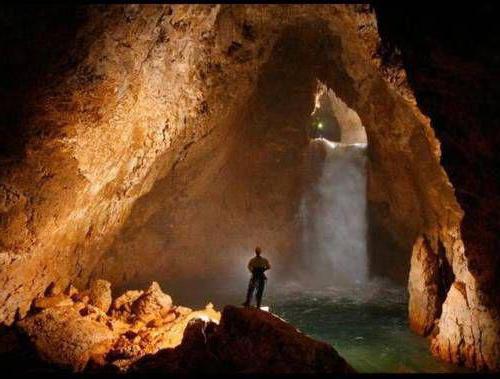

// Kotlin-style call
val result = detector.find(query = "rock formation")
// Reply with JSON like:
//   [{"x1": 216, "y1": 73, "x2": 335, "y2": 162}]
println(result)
[
  {"x1": 133, "y1": 305, "x2": 354, "y2": 374},
  {"x1": 11, "y1": 280, "x2": 351, "y2": 374},
  {"x1": 88, "y1": 279, "x2": 112, "y2": 313},
  {"x1": 0, "y1": 3, "x2": 498, "y2": 372},
  {"x1": 408, "y1": 236, "x2": 441, "y2": 336},
  {"x1": 16, "y1": 280, "x2": 221, "y2": 372},
  {"x1": 374, "y1": 3, "x2": 500, "y2": 371}
]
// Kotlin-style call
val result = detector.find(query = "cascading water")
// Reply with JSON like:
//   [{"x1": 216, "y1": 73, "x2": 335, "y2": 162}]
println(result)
[
  {"x1": 169, "y1": 81, "x2": 469, "y2": 373},
  {"x1": 297, "y1": 138, "x2": 368, "y2": 288},
  {"x1": 291, "y1": 80, "x2": 370, "y2": 288}
]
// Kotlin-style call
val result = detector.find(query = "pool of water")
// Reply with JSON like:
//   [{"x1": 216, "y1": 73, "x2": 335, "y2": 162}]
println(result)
[
  {"x1": 267, "y1": 281, "x2": 471, "y2": 373},
  {"x1": 172, "y1": 278, "x2": 471, "y2": 373}
]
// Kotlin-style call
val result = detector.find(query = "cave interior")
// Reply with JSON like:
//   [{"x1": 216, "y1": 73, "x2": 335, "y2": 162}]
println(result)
[{"x1": 0, "y1": 3, "x2": 499, "y2": 375}]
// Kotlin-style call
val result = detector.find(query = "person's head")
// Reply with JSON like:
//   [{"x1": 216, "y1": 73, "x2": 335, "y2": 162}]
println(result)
[{"x1": 255, "y1": 246, "x2": 261, "y2": 256}]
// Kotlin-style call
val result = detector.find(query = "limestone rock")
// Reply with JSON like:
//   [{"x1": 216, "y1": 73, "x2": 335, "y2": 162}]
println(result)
[
  {"x1": 33, "y1": 294, "x2": 74, "y2": 310},
  {"x1": 408, "y1": 235, "x2": 440, "y2": 336},
  {"x1": 112, "y1": 290, "x2": 143, "y2": 312},
  {"x1": 17, "y1": 305, "x2": 117, "y2": 372},
  {"x1": 131, "y1": 282, "x2": 172, "y2": 319},
  {"x1": 13, "y1": 284, "x2": 352, "y2": 374},
  {"x1": 172, "y1": 306, "x2": 192, "y2": 316},
  {"x1": 72, "y1": 291, "x2": 90, "y2": 304},
  {"x1": 134, "y1": 305, "x2": 354, "y2": 374},
  {"x1": 88, "y1": 279, "x2": 112, "y2": 313},
  {"x1": 430, "y1": 281, "x2": 500, "y2": 371},
  {"x1": 45, "y1": 282, "x2": 63, "y2": 297},
  {"x1": 65, "y1": 284, "x2": 79, "y2": 298}
]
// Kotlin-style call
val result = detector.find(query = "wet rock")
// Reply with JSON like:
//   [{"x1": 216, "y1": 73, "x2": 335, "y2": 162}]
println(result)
[
  {"x1": 88, "y1": 279, "x2": 112, "y2": 313},
  {"x1": 131, "y1": 282, "x2": 172, "y2": 319}
]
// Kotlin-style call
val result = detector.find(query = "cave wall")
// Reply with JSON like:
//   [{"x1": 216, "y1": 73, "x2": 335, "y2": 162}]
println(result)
[
  {"x1": 374, "y1": 2, "x2": 500, "y2": 370},
  {"x1": 0, "y1": 3, "x2": 496, "y2": 371},
  {"x1": 91, "y1": 6, "x2": 461, "y2": 293},
  {"x1": 0, "y1": 4, "x2": 265, "y2": 324},
  {"x1": 93, "y1": 27, "x2": 318, "y2": 291}
]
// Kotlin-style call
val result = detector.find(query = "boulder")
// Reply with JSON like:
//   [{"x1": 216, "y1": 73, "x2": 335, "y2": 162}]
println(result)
[
  {"x1": 17, "y1": 305, "x2": 117, "y2": 372},
  {"x1": 32, "y1": 294, "x2": 74, "y2": 310},
  {"x1": 131, "y1": 282, "x2": 172, "y2": 319},
  {"x1": 88, "y1": 279, "x2": 112, "y2": 313},
  {"x1": 111, "y1": 290, "x2": 144, "y2": 314},
  {"x1": 133, "y1": 305, "x2": 354, "y2": 374}
]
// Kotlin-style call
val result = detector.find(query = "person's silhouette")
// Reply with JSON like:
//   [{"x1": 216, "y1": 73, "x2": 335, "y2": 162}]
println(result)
[{"x1": 242, "y1": 246, "x2": 271, "y2": 308}]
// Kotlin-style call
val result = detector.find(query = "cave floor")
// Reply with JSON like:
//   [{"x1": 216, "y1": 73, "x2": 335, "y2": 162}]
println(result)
[{"x1": 167, "y1": 278, "x2": 472, "y2": 374}]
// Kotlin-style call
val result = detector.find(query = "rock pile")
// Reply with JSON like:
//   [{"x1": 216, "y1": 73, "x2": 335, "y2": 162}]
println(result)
[
  {"x1": 16, "y1": 280, "x2": 220, "y2": 372},
  {"x1": 13, "y1": 280, "x2": 353, "y2": 374}
]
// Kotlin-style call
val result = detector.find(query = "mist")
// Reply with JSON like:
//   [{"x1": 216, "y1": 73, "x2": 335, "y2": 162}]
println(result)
[{"x1": 295, "y1": 138, "x2": 368, "y2": 288}]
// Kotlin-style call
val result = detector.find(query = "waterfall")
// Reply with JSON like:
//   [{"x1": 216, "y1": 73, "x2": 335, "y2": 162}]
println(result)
[{"x1": 298, "y1": 138, "x2": 368, "y2": 288}]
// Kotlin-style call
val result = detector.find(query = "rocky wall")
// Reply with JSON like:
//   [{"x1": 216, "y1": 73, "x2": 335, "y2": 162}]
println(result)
[{"x1": 375, "y1": 3, "x2": 500, "y2": 370}]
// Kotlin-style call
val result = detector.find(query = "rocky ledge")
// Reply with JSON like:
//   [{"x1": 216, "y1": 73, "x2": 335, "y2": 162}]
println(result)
[
  {"x1": 133, "y1": 305, "x2": 354, "y2": 374},
  {"x1": 1, "y1": 280, "x2": 353, "y2": 374}
]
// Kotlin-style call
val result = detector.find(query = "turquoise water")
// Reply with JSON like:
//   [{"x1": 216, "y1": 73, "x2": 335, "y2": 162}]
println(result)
[
  {"x1": 173, "y1": 278, "x2": 471, "y2": 373},
  {"x1": 266, "y1": 281, "x2": 471, "y2": 373}
]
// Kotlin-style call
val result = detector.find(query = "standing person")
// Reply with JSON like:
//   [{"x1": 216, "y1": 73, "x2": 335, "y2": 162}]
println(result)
[{"x1": 242, "y1": 246, "x2": 271, "y2": 308}]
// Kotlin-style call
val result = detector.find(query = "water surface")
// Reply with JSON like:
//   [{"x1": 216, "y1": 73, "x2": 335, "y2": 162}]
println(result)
[{"x1": 179, "y1": 279, "x2": 471, "y2": 374}]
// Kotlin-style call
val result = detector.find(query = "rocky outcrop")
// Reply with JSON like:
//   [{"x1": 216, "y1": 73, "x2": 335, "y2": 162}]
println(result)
[
  {"x1": 408, "y1": 236, "x2": 440, "y2": 336},
  {"x1": 408, "y1": 233, "x2": 500, "y2": 371},
  {"x1": 375, "y1": 3, "x2": 500, "y2": 371},
  {"x1": 131, "y1": 282, "x2": 172, "y2": 320},
  {"x1": 13, "y1": 281, "x2": 351, "y2": 374},
  {"x1": 430, "y1": 280, "x2": 500, "y2": 371},
  {"x1": 88, "y1": 279, "x2": 112, "y2": 313},
  {"x1": 133, "y1": 305, "x2": 354, "y2": 374},
  {"x1": 17, "y1": 305, "x2": 116, "y2": 372}
]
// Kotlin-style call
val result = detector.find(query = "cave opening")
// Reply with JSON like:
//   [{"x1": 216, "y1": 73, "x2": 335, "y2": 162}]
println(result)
[{"x1": 293, "y1": 80, "x2": 369, "y2": 288}]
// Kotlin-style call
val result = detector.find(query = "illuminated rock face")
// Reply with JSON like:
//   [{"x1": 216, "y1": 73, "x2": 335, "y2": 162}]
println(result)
[
  {"x1": 0, "y1": 3, "x2": 498, "y2": 371},
  {"x1": 408, "y1": 236, "x2": 441, "y2": 336},
  {"x1": 16, "y1": 280, "x2": 221, "y2": 372},
  {"x1": 14, "y1": 280, "x2": 350, "y2": 374}
]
